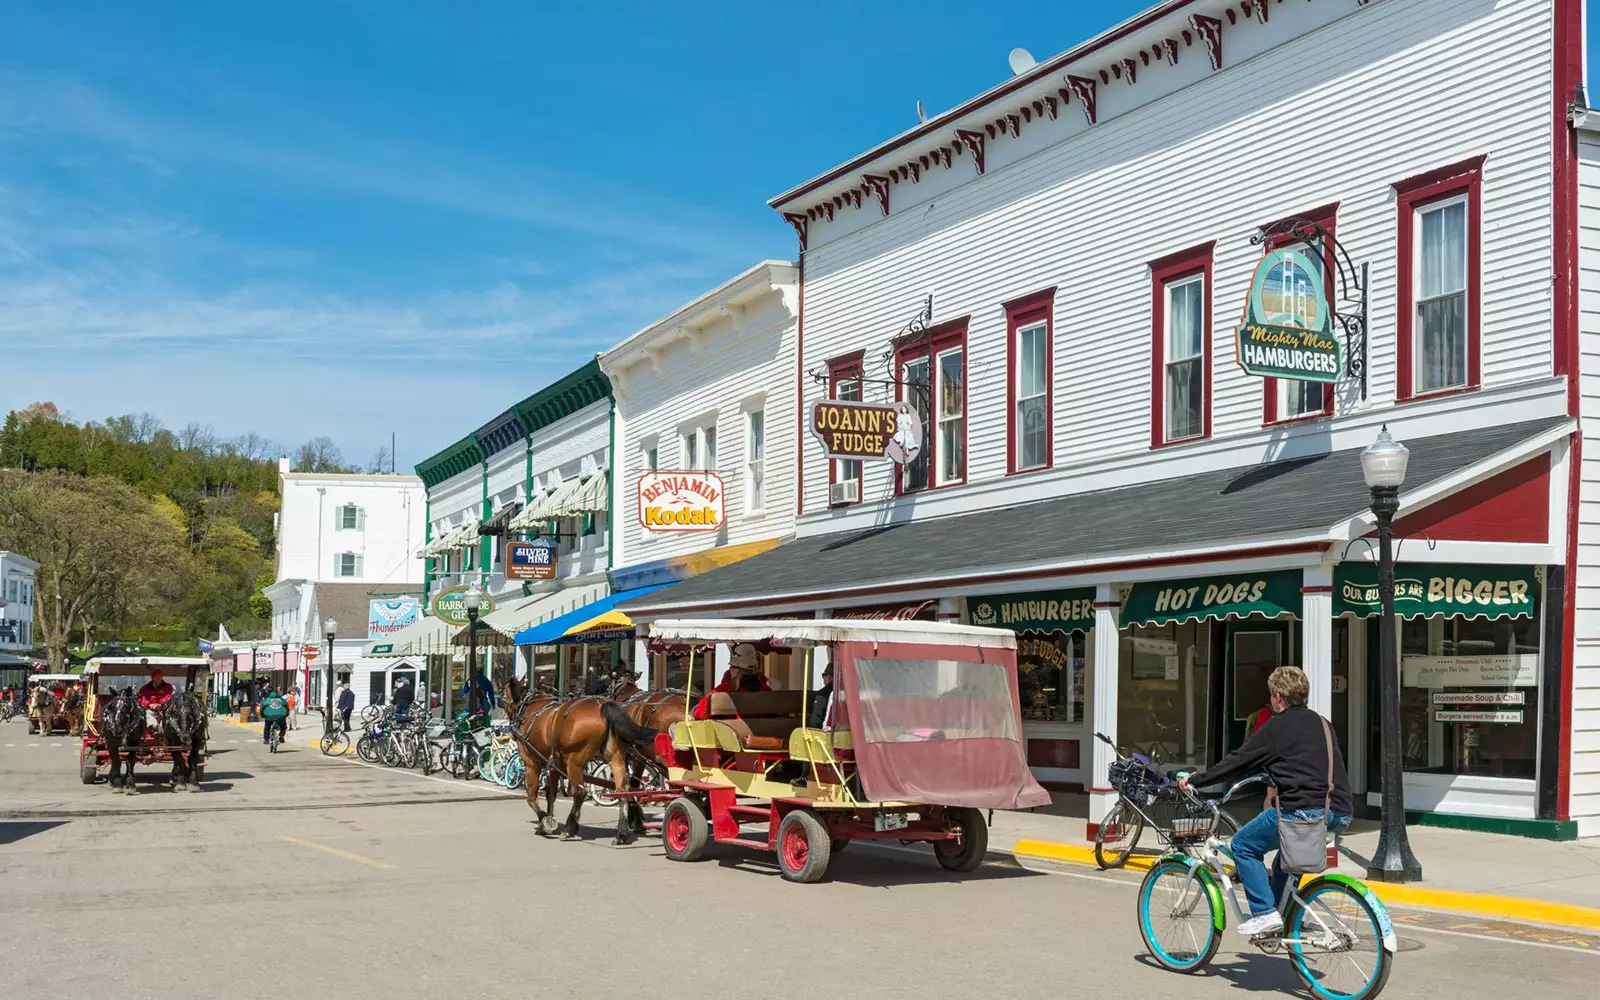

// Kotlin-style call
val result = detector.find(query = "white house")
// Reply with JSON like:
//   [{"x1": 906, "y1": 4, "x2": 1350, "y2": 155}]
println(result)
[
  {"x1": 622, "y1": 0, "x2": 1589, "y2": 839},
  {"x1": 0, "y1": 550, "x2": 39, "y2": 682},
  {"x1": 601, "y1": 260, "x2": 800, "y2": 688}
]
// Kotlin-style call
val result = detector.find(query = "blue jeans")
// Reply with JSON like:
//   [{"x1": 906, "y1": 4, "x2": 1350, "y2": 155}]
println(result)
[{"x1": 1229, "y1": 807, "x2": 1352, "y2": 917}]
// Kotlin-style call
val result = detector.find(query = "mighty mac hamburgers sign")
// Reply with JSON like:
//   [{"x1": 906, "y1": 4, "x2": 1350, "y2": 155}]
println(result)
[{"x1": 1235, "y1": 247, "x2": 1342, "y2": 383}]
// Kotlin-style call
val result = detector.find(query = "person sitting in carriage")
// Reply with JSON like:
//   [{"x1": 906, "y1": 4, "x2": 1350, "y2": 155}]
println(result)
[
  {"x1": 690, "y1": 643, "x2": 771, "y2": 720},
  {"x1": 136, "y1": 666, "x2": 175, "y2": 733}
]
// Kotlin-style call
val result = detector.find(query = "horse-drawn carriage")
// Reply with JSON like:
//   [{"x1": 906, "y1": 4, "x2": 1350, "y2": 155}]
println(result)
[
  {"x1": 78, "y1": 656, "x2": 210, "y2": 791},
  {"x1": 26, "y1": 673, "x2": 79, "y2": 735},
  {"x1": 643, "y1": 618, "x2": 1049, "y2": 883}
]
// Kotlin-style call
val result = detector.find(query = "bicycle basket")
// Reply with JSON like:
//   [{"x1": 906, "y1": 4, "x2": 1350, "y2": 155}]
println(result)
[
  {"x1": 1108, "y1": 757, "x2": 1158, "y2": 803},
  {"x1": 1145, "y1": 790, "x2": 1216, "y2": 843},
  {"x1": 470, "y1": 729, "x2": 494, "y2": 749}
]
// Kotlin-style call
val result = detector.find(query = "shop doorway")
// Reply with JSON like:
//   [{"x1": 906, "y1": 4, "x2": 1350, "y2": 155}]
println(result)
[{"x1": 1224, "y1": 620, "x2": 1291, "y2": 752}]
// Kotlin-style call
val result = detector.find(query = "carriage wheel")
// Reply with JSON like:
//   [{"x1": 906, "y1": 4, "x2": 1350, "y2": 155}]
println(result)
[
  {"x1": 934, "y1": 807, "x2": 989, "y2": 873},
  {"x1": 777, "y1": 809, "x2": 832, "y2": 884},
  {"x1": 80, "y1": 764, "x2": 97, "y2": 784},
  {"x1": 662, "y1": 796, "x2": 709, "y2": 863}
]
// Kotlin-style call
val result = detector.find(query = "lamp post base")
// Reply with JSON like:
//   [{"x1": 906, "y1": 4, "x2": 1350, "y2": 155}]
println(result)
[{"x1": 1364, "y1": 831, "x2": 1424, "y2": 883}]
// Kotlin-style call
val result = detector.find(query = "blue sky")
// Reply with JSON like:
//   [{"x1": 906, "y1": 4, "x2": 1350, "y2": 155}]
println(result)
[{"x1": 1, "y1": 3, "x2": 1593, "y2": 470}]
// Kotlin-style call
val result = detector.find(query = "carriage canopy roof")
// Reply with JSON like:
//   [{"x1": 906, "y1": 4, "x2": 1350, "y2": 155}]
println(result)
[
  {"x1": 27, "y1": 674, "x2": 79, "y2": 683},
  {"x1": 646, "y1": 618, "x2": 1017, "y2": 649},
  {"x1": 85, "y1": 656, "x2": 209, "y2": 676}
]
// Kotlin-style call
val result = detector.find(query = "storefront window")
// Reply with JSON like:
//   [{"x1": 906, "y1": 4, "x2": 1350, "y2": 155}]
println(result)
[
  {"x1": 1016, "y1": 631, "x2": 1085, "y2": 723},
  {"x1": 1119, "y1": 621, "x2": 1213, "y2": 766},
  {"x1": 1397, "y1": 613, "x2": 1539, "y2": 779}
]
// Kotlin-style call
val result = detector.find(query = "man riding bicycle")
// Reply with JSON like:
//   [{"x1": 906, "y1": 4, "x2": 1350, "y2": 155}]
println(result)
[
  {"x1": 1178, "y1": 665, "x2": 1352, "y2": 937},
  {"x1": 259, "y1": 687, "x2": 289, "y2": 747}
]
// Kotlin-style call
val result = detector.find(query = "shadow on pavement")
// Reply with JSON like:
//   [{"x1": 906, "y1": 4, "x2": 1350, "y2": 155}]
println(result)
[
  {"x1": 0, "y1": 820, "x2": 67, "y2": 845},
  {"x1": 1133, "y1": 950, "x2": 1305, "y2": 994}
]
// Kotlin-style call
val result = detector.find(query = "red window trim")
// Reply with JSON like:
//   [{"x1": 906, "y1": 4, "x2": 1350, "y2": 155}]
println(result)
[
  {"x1": 1005, "y1": 286, "x2": 1056, "y2": 475},
  {"x1": 895, "y1": 316, "x2": 969, "y2": 494},
  {"x1": 826, "y1": 350, "x2": 866, "y2": 507},
  {"x1": 1394, "y1": 155, "x2": 1486, "y2": 402},
  {"x1": 1259, "y1": 204, "x2": 1339, "y2": 426},
  {"x1": 1149, "y1": 242, "x2": 1215, "y2": 449}
]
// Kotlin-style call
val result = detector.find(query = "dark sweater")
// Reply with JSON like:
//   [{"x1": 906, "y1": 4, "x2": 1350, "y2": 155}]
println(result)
[{"x1": 1190, "y1": 705, "x2": 1353, "y2": 815}]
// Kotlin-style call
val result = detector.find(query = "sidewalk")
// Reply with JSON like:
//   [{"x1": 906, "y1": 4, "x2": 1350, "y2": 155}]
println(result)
[{"x1": 995, "y1": 792, "x2": 1600, "y2": 931}]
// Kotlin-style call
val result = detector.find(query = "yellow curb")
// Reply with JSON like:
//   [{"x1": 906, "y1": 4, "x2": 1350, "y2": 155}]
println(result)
[
  {"x1": 1011, "y1": 838, "x2": 1600, "y2": 932},
  {"x1": 213, "y1": 715, "x2": 354, "y2": 755}
]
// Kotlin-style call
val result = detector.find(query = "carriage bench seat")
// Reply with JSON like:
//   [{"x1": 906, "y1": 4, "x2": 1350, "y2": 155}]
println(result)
[{"x1": 702, "y1": 691, "x2": 807, "y2": 751}]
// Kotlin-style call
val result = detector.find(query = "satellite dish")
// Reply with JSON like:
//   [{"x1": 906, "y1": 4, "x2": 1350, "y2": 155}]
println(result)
[
  {"x1": 916, "y1": 100, "x2": 928, "y2": 123},
  {"x1": 1008, "y1": 47, "x2": 1037, "y2": 75}
]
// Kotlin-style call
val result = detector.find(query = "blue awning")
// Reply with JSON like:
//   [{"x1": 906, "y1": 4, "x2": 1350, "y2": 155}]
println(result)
[{"x1": 512, "y1": 584, "x2": 672, "y2": 646}]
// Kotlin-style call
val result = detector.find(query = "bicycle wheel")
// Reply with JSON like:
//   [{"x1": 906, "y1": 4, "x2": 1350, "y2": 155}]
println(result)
[
  {"x1": 422, "y1": 741, "x2": 442, "y2": 776},
  {"x1": 319, "y1": 731, "x2": 349, "y2": 756},
  {"x1": 361, "y1": 704, "x2": 382, "y2": 725},
  {"x1": 504, "y1": 753, "x2": 526, "y2": 789},
  {"x1": 1095, "y1": 801, "x2": 1144, "y2": 869},
  {"x1": 380, "y1": 738, "x2": 401, "y2": 768},
  {"x1": 1288, "y1": 878, "x2": 1393, "y2": 1000},
  {"x1": 586, "y1": 760, "x2": 619, "y2": 808},
  {"x1": 356, "y1": 734, "x2": 378, "y2": 763},
  {"x1": 1137, "y1": 859, "x2": 1221, "y2": 973},
  {"x1": 477, "y1": 747, "x2": 497, "y2": 782}
]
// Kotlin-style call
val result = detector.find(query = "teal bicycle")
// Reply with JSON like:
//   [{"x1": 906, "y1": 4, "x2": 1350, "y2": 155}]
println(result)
[{"x1": 1136, "y1": 776, "x2": 1395, "y2": 1000}]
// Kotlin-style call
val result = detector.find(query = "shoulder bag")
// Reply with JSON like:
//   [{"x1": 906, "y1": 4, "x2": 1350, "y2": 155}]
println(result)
[{"x1": 1277, "y1": 716, "x2": 1334, "y2": 875}]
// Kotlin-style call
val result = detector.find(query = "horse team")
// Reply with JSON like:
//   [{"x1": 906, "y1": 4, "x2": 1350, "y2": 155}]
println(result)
[
  {"x1": 93, "y1": 687, "x2": 208, "y2": 793},
  {"x1": 497, "y1": 675, "x2": 687, "y2": 845}
]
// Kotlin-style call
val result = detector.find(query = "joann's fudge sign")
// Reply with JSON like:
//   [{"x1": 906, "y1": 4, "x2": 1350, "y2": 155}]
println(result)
[{"x1": 809, "y1": 399, "x2": 922, "y2": 464}]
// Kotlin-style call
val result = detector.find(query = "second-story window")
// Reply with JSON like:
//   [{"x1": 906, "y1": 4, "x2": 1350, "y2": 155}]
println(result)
[
  {"x1": 334, "y1": 552, "x2": 362, "y2": 578},
  {"x1": 1150, "y1": 243, "x2": 1214, "y2": 448},
  {"x1": 896, "y1": 317, "x2": 968, "y2": 493},
  {"x1": 1005, "y1": 287, "x2": 1055, "y2": 473},
  {"x1": 828, "y1": 352, "x2": 865, "y2": 505},
  {"x1": 745, "y1": 409, "x2": 765, "y2": 514},
  {"x1": 680, "y1": 423, "x2": 716, "y2": 471},
  {"x1": 1396, "y1": 157, "x2": 1483, "y2": 400},
  {"x1": 644, "y1": 445, "x2": 658, "y2": 473},
  {"x1": 337, "y1": 504, "x2": 363, "y2": 530}
]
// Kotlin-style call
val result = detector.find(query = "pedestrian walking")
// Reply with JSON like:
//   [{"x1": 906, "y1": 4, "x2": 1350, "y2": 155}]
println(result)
[
  {"x1": 336, "y1": 682, "x2": 355, "y2": 732},
  {"x1": 285, "y1": 689, "x2": 297, "y2": 729}
]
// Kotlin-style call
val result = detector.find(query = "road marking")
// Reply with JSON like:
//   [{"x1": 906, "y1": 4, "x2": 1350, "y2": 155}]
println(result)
[
  {"x1": 28, "y1": 743, "x2": 38, "y2": 747},
  {"x1": 49, "y1": 743, "x2": 62, "y2": 747},
  {"x1": 277, "y1": 835, "x2": 393, "y2": 869}
]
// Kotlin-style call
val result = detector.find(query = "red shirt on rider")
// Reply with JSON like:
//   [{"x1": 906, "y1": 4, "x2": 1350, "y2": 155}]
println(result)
[
  {"x1": 690, "y1": 645, "x2": 772, "y2": 720},
  {"x1": 137, "y1": 670, "x2": 174, "y2": 711}
]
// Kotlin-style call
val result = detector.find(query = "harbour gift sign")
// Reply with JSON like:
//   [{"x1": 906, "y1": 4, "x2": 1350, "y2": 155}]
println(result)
[
  {"x1": 1235, "y1": 248, "x2": 1342, "y2": 383},
  {"x1": 431, "y1": 585, "x2": 495, "y2": 626},
  {"x1": 809, "y1": 398, "x2": 922, "y2": 464},
  {"x1": 637, "y1": 472, "x2": 724, "y2": 532}
]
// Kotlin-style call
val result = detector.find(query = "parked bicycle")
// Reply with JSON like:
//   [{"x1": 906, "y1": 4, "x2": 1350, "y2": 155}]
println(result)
[
  {"x1": 1136, "y1": 775, "x2": 1394, "y2": 999},
  {"x1": 1093, "y1": 731, "x2": 1238, "y2": 869}
]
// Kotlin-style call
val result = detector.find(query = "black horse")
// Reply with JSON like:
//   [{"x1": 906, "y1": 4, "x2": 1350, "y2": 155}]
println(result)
[
  {"x1": 161, "y1": 691, "x2": 207, "y2": 791},
  {"x1": 101, "y1": 688, "x2": 145, "y2": 794}
]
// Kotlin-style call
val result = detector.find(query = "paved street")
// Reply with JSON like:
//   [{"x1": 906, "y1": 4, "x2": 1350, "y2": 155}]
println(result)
[{"x1": 2, "y1": 719, "x2": 1597, "y2": 1000}]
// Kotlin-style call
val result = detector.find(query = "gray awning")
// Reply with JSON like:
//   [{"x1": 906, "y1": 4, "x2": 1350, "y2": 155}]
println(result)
[{"x1": 617, "y1": 418, "x2": 1569, "y2": 616}]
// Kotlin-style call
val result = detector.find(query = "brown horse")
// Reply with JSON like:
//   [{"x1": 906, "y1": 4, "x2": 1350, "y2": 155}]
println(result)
[{"x1": 499, "y1": 677, "x2": 657, "y2": 844}]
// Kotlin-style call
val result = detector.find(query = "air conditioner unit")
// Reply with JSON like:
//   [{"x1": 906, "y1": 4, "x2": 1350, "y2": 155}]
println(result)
[{"x1": 829, "y1": 480, "x2": 860, "y2": 505}]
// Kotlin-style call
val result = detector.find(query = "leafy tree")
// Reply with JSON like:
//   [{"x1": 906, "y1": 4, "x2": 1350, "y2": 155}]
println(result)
[{"x1": 294, "y1": 436, "x2": 350, "y2": 473}]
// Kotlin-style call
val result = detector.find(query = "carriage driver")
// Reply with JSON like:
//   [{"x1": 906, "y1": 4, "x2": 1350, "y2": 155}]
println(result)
[
  {"x1": 136, "y1": 665, "x2": 175, "y2": 731},
  {"x1": 691, "y1": 643, "x2": 771, "y2": 720}
]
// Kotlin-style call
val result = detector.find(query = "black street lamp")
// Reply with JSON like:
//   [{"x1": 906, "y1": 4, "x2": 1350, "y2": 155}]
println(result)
[
  {"x1": 278, "y1": 629, "x2": 290, "y2": 696},
  {"x1": 1361, "y1": 425, "x2": 1423, "y2": 883},
  {"x1": 250, "y1": 642, "x2": 259, "y2": 690},
  {"x1": 323, "y1": 618, "x2": 337, "y2": 736},
  {"x1": 465, "y1": 588, "x2": 483, "y2": 716}
]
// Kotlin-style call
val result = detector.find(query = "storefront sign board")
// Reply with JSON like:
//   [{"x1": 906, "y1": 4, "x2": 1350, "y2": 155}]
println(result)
[
  {"x1": 968, "y1": 588, "x2": 1096, "y2": 633},
  {"x1": 368, "y1": 597, "x2": 420, "y2": 638},
  {"x1": 1334, "y1": 564, "x2": 1536, "y2": 620},
  {"x1": 431, "y1": 585, "x2": 497, "y2": 626},
  {"x1": 1402, "y1": 654, "x2": 1538, "y2": 689},
  {"x1": 809, "y1": 399, "x2": 921, "y2": 464},
  {"x1": 1431, "y1": 691, "x2": 1525, "y2": 706},
  {"x1": 1234, "y1": 248, "x2": 1342, "y2": 383},
  {"x1": 636, "y1": 472, "x2": 724, "y2": 532},
  {"x1": 505, "y1": 540, "x2": 557, "y2": 581},
  {"x1": 1431, "y1": 709, "x2": 1523, "y2": 725},
  {"x1": 1122, "y1": 570, "x2": 1302, "y2": 628}
]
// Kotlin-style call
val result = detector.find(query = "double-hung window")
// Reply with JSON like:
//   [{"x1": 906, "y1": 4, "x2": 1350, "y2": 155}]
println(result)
[
  {"x1": 334, "y1": 552, "x2": 362, "y2": 578},
  {"x1": 1150, "y1": 244, "x2": 1214, "y2": 447},
  {"x1": 1005, "y1": 287, "x2": 1055, "y2": 473},
  {"x1": 744, "y1": 409, "x2": 765, "y2": 514},
  {"x1": 895, "y1": 317, "x2": 968, "y2": 493},
  {"x1": 644, "y1": 445, "x2": 658, "y2": 473},
  {"x1": 337, "y1": 504, "x2": 363, "y2": 530},
  {"x1": 682, "y1": 423, "x2": 717, "y2": 472},
  {"x1": 828, "y1": 353, "x2": 865, "y2": 505},
  {"x1": 1396, "y1": 157, "x2": 1483, "y2": 400}
]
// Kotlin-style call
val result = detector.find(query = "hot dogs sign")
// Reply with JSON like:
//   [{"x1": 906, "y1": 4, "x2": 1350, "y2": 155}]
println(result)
[{"x1": 809, "y1": 399, "x2": 922, "y2": 464}]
